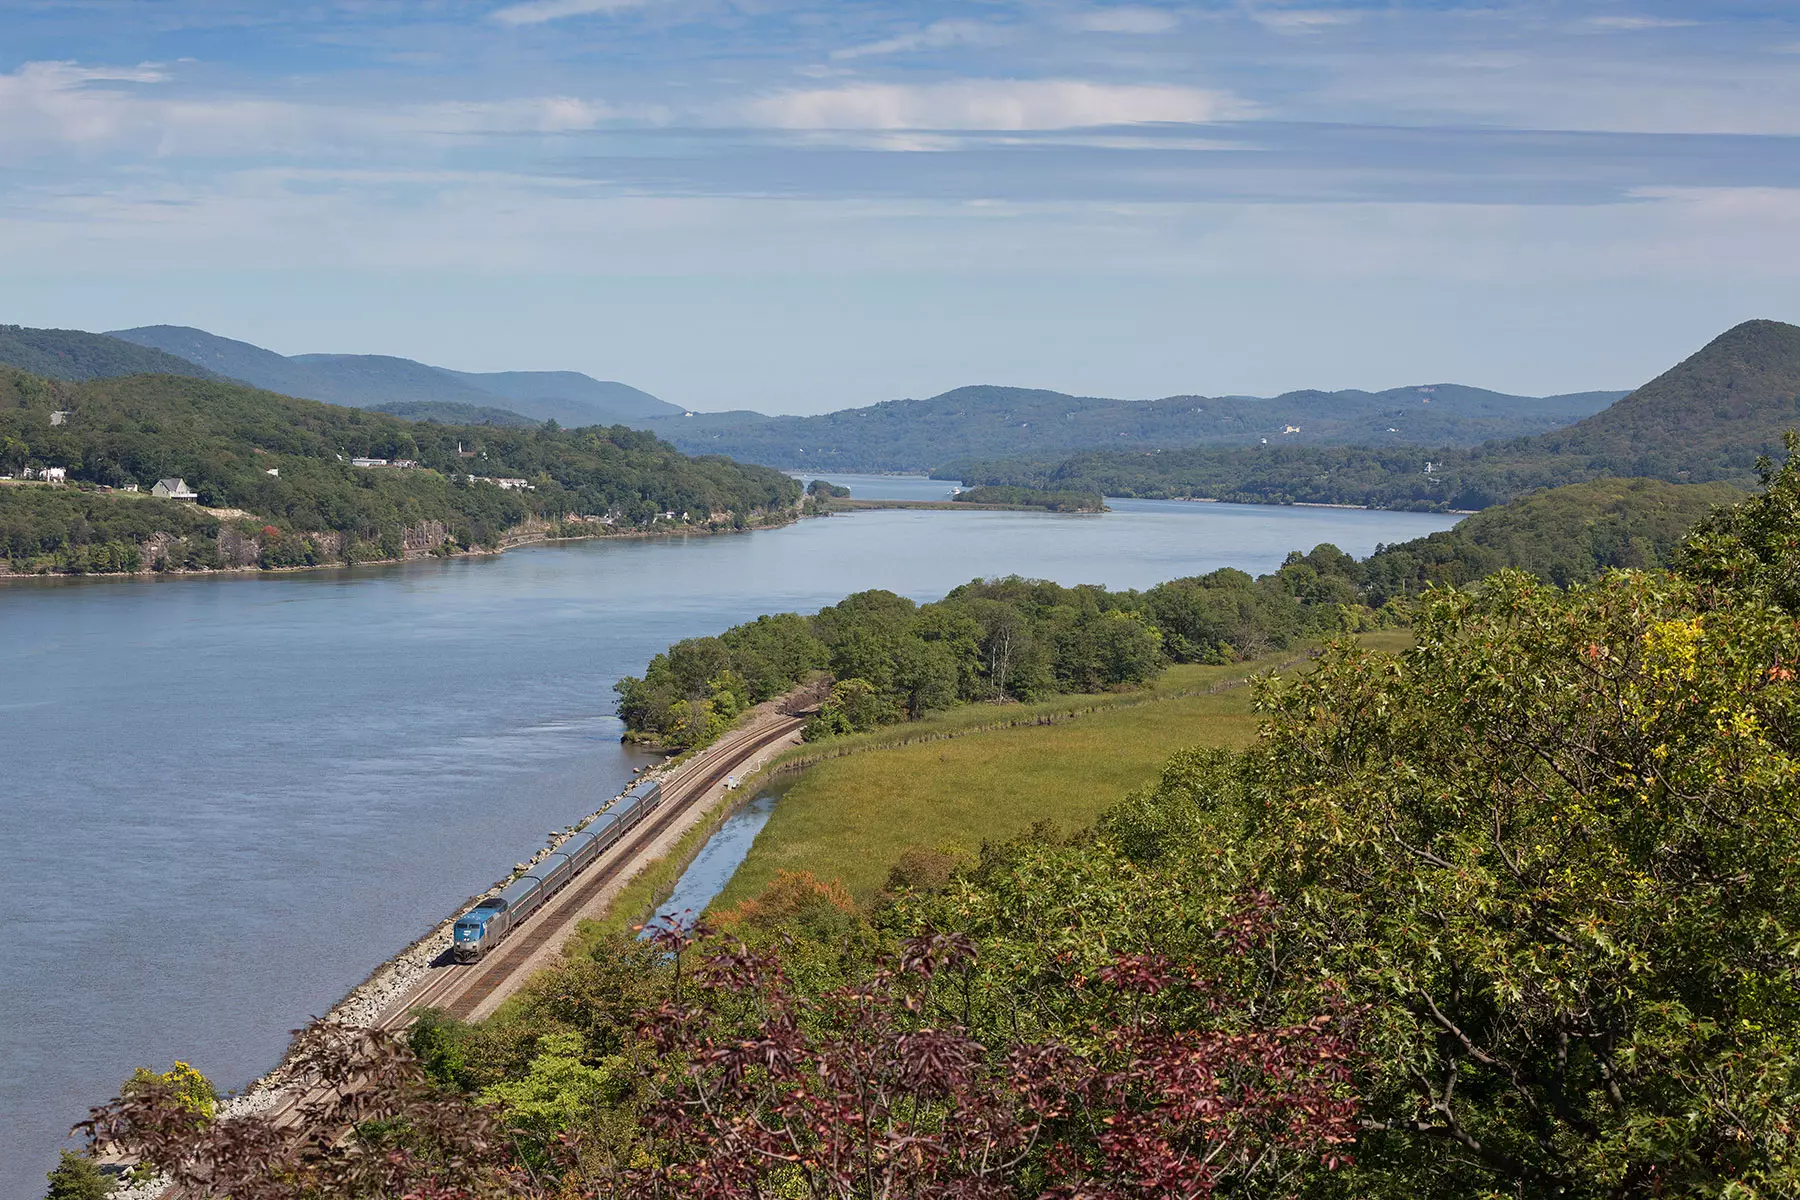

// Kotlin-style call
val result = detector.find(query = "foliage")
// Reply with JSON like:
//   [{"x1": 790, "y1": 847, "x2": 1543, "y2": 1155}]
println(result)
[
  {"x1": 0, "y1": 367, "x2": 799, "y2": 573},
  {"x1": 1681, "y1": 429, "x2": 1800, "y2": 613},
  {"x1": 43, "y1": 1151, "x2": 112, "y2": 1200},
  {"x1": 83, "y1": 1023, "x2": 517, "y2": 1200},
  {"x1": 123, "y1": 1062, "x2": 217, "y2": 1121},
  {"x1": 805, "y1": 478, "x2": 850, "y2": 499},
  {"x1": 1354, "y1": 476, "x2": 1743, "y2": 602},
  {"x1": 953, "y1": 484, "x2": 1105, "y2": 511},
  {"x1": 647, "y1": 382, "x2": 1622, "y2": 473},
  {"x1": 604, "y1": 923, "x2": 1359, "y2": 1199}
]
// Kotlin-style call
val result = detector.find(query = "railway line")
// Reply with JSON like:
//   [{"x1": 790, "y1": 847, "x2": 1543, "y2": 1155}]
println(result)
[{"x1": 187, "y1": 710, "x2": 808, "y2": 1156}]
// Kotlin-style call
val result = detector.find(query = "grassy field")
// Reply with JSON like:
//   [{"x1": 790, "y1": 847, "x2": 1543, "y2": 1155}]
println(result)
[{"x1": 711, "y1": 633, "x2": 1410, "y2": 909}]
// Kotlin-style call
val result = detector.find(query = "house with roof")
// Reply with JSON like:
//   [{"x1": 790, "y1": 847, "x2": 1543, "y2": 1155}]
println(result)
[{"x1": 152, "y1": 477, "x2": 199, "y2": 501}]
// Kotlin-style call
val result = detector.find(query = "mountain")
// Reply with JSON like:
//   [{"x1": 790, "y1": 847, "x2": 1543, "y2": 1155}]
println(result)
[
  {"x1": 643, "y1": 382, "x2": 1626, "y2": 473},
  {"x1": 952, "y1": 319, "x2": 1800, "y2": 511},
  {"x1": 1532, "y1": 318, "x2": 1800, "y2": 480},
  {"x1": 0, "y1": 325, "x2": 220, "y2": 383},
  {"x1": 437, "y1": 369, "x2": 676, "y2": 422},
  {"x1": 105, "y1": 325, "x2": 680, "y2": 427},
  {"x1": 369, "y1": 400, "x2": 539, "y2": 427}
]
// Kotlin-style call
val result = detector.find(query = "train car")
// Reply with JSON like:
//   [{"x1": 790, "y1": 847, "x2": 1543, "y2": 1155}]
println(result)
[
  {"x1": 526, "y1": 848, "x2": 574, "y2": 896},
  {"x1": 452, "y1": 900, "x2": 509, "y2": 962},
  {"x1": 560, "y1": 828, "x2": 601, "y2": 874}
]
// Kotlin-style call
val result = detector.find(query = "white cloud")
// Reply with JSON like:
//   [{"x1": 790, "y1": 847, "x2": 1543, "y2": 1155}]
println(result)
[
  {"x1": 830, "y1": 20, "x2": 1003, "y2": 61},
  {"x1": 1065, "y1": 7, "x2": 1181, "y2": 35},
  {"x1": 1584, "y1": 15, "x2": 1701, "y2": 30},
  {"x1": 489, "y1": 0, "x2": 654, "y2": 27},
  {"x1": 741, "y1": 80, "x2": 1252, "y2": 131}
]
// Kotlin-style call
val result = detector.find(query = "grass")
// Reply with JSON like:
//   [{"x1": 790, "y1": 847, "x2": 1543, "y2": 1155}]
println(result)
[{"x1": 711, "y1": 632, "x2": 1412, "y2": 910}]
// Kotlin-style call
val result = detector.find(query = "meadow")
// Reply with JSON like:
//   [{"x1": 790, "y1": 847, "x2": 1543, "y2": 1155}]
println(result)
[{"x1": 710, "y1": 633, "x2": 1410, "y2": 908}]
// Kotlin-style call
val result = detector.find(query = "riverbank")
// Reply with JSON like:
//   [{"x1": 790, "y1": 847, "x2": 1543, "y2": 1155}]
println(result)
[{"x1": 0, "y1": 507, "x2": 800, "y2": 583}]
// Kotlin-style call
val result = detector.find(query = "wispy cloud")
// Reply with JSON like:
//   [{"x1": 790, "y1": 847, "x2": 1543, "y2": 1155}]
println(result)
[
  {"x1": 741, "y1": 80, "x2": 1251, "y2": 131},
  {"x1": 489, "y1": 0, "x2": 654, "y2": 27},
  {"x1": 1250, "y1": 9, "x2": 1362, "y2": 34},
  {"x1": 1065, "y1": 7, "x2": 1181, "y2": 35},
  {"x1": 830, "y1": 20, "x2": 1004, "y2": 62},
  {"x1": 1584, "y1": 15, "x2": 1702, "y2": 31},
  {"x1": 0, "y1": 60, "x2": 651, "y2": 160}
]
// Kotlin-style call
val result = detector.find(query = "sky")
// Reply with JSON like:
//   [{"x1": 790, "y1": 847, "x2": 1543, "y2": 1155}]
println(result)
[{"x1": 2, "y1": 0, "x2": 1798, "y2": 413}]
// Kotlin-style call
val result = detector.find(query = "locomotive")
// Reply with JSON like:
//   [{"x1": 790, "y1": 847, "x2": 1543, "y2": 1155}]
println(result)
[{"x1": 451, "y1": 777, "x2": 663, "y2": 963}]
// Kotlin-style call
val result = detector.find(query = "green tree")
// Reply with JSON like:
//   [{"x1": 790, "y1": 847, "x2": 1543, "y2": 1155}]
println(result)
[{"x1": 44, "y1": 1152, "x2": 111, "y2": 1200}]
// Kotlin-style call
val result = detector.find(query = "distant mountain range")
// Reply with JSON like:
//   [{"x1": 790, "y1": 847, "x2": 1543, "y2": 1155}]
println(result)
[
  {"x1": 642, "y1": 383, "x2": 1629, "y2": 473},
  {"x1": 1, "y1": 321, "x2": 1633, "y2": 471},
  {"x1": 107, "y1": 325, "x2": 680, "y2": 428},
  {"x1": 953, "y1": 319, "x2": 1800, "y2": 511}
]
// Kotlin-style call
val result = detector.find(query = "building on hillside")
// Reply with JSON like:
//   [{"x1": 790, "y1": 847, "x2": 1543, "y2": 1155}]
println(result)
[
  {"x1": 29, "y1": 466, "x2": 69, "y2": 482},
  {"x1": 49, "y1": 410, "x2": 71, "y2": 426},
  {"x1": 488, "y1": 477, "x2": 532, "y2": 491},
  {"x1": 152, "y1": 477, "x2": 199, "y2": 501},
  {"x1": 265, "y1": 468, "x2": 280, "y2": 477},
  {"x1": 350, "y1": 457, "x2": 388, "y2": 468}
]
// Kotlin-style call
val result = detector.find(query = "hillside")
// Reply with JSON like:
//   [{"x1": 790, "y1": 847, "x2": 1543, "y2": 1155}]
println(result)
[
  {"x1": 0, "y1": 366, "x2": 799, "y2": 575},
  {"x1": 954, "y1": 320, "x2": 1800, "y2": 510},
  {"x1": 0, "y1": 325, "x2": 219, "y2": 383},
  {"x1": 645, "y1": 382, "x2": 1624, "y2": 471},
  {"x1": 106, "y1": 325, "x2": 682, "y2": 427},
  {"x1": 371, "y1": 399, "x2": 538, "y2": 427},
  {"x1": 438, "y1": 369, "x2": 674, "y2": 421}
]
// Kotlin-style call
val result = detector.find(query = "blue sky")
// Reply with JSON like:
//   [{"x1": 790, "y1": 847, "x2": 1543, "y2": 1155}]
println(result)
[{"x1": 2, "y1": 0, "x2": 1797, "y2": 413}]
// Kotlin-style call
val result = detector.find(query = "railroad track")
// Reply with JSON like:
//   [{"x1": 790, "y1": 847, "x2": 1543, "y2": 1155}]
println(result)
[
  {"x1": 242, "y1": 713, "x2": 806, "y2": 1138},
  {"x1": 421, "y1": 714, "x2": 804, "y2": 1021}
]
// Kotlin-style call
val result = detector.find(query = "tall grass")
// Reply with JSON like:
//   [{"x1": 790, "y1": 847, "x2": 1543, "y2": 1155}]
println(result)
[{"x1": 713, "y1": 635, "x2": 1410, "y2": 909}]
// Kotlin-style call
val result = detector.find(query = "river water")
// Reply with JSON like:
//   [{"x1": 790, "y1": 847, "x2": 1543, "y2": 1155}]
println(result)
[{"x1": 0, "y1": 477, "x2": 1455, "y2": 1198}]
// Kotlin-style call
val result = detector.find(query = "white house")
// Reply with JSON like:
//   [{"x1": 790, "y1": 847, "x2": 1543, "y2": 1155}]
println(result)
[
  {"x1": 350, "y1": 457, "x2": 388, "y2": 468},
  {"x1": 34, "y1": 466, "x2": 67, "y2": 482},
  {"x1": 152, "y1": 477, "x2": 199, "y2": 501},
  {"x1": 49, "y1": 410, "x2": 71, "y2": 426}
]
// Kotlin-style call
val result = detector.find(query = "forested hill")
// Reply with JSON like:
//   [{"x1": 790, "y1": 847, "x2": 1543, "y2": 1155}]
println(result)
[
  {"x1": 952, "y1": 319, "x2": 1800, "y2": 510},
  {"x1": 0, "y1": 367, "x2": 799, "y2": 575},
  {"x1": 1535, "y1": 317, "x2": 1800, "y2": 478},
  {"x1": 108, "y1": 324, "x2": 682, "y2": 427},
  {"x1": 0, "y1": 325, "x2": 220, "y2": 383},
  {"x1": 646, "y1": 382, "x2": 1624, "y2": 472}
]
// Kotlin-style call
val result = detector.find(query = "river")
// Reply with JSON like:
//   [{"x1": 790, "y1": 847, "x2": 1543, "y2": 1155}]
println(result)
[{"x1": 0, "y1": 477, "x2": 1456, "y2": 1197}]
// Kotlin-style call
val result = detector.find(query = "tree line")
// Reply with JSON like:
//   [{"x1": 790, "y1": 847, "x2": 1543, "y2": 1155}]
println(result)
[{"x1": 615, "y1": 474, "x2": 1737, "y2": 750}]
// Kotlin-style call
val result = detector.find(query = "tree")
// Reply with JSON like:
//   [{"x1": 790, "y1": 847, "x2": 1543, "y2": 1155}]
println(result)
[
  {"x1": 44, "y1": 1152, "x2": 111, "y2": 1200},
  {"x1": 1230, "y1": 567, "x2": 1800, "y2": 1196}
]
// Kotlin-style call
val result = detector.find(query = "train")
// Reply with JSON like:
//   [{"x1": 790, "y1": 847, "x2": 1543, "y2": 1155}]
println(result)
[{"x1": 450, "y1": 777, "x2": 664, "y2": 963}]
